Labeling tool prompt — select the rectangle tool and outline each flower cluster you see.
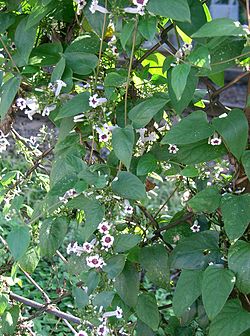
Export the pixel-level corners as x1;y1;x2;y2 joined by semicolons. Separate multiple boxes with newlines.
136;128;157;144
98;221;114;250
0;131;9;153
59;188;78;204
48;80;67;97
175;43;193;62
67;240;95;256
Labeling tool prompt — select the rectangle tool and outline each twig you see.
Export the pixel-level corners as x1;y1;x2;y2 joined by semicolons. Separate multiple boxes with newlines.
124;16;138;126
0;35;20;74
154;185;179;217
136;203;159;230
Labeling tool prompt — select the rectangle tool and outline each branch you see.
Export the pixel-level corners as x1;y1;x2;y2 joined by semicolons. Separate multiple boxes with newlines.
9;292;81;325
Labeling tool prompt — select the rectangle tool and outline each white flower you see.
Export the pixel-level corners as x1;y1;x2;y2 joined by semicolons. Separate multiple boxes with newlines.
74;114;85;123
74;0;87;14
42;104;56;117
96;126;111;143
16;98;27;110
132;0;148;6
123;200;133;215
83;242;94;253
101;234;114;249
98;221;111;234
59;188;78;203
23;98;40;120
97;324;109;336
89;94;107;108
136;128;156;143
111;45;119;56
76;331;88;336
67;242;79;255
168;144;179;154
124;6;145;15
86;254;106;268
103;306;123;319
48;80;67;97
209;134;222;146
89;0;109;14
190;220;200;233
0;131;9;153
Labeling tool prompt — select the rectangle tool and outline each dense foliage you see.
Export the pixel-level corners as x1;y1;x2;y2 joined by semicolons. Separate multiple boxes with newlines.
0;0;250;335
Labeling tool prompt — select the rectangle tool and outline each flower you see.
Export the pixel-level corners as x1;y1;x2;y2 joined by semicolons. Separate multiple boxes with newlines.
76;331;88;336
16;98;27;110
89;0;109;14
190;220;200;233
86;254;106;268
103;306;123;319
97;324;109;336
83;242;94;253
168;144;179;154
48;80;67;97
59;188;78;203
124;6;145;15
136;128;157;143
24;98;40;120
111;45;119;56
133;0;148;6
96;126;111;143
98;221;111;234
209;134;222;146
173;234;180;243
42;104;56;117
0;131;9;153
74;114;85;123
74;0;87;14
67;242;79;255
101;234;114;249
123;199;133;215
89;94;107;108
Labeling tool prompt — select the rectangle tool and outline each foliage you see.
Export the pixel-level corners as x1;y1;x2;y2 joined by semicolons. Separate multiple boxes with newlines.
0;0;249;335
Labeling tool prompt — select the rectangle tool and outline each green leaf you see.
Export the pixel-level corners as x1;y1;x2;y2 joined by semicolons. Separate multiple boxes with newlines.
139;244;169;288
67;195;105;240
26;0;55;29
242;151;250;181
171;64;191;101
65;33;100;54
192;18;246;38
175;0;207;36
162;111;214;145
0;13;15;33
147;0;191;22
0;294;9;316
180;166;199;177
120;21;134;50
112;172;147;200
92;291;115;308
212;109;248;160
114;234;141;253
39;217;68;257
202;266;235;320
112;126;134;170
136;320;155;336
128;96;168;128
209;300;250;336
138;16;158;41
136;294;160;331
103;254;126;279
221;194;250;241
168;67;198;114
56;92;90;119
137;153;158;176
115;261;139;308
14;16;37;66
173;269;203;317
51;57;66;82
72;287;89;309
228;240;250;294
7;226;30;261
18;248;40;273
2;305;20;335
188;46;211;69
64;52;98;75
0;76;21;120
29;42;62;66
170;231;221;269
188;187;221;214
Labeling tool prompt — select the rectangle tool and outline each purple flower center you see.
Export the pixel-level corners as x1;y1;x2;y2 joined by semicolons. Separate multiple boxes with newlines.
136;0;145;4
92;258;98;265
101;134;107;140
105;237;111;243
101;225;108;231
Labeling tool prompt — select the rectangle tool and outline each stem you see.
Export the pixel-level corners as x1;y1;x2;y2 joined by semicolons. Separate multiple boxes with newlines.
0;36;20;74
154;185;179;217
124;17;138;126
